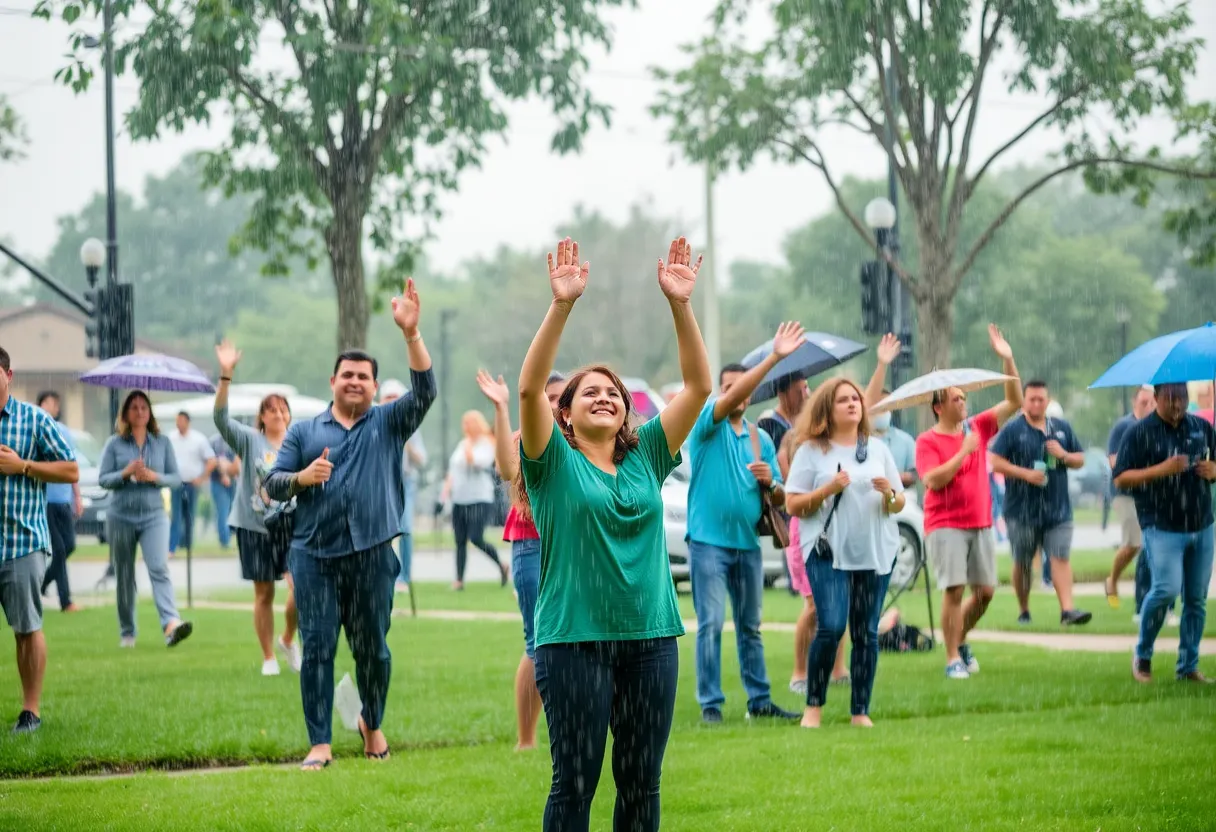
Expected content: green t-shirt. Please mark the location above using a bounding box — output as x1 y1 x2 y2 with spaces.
521 416 686 647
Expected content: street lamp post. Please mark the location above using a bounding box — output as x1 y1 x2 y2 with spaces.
864 196 901 427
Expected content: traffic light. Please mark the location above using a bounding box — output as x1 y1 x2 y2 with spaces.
860 260 890 336
96 283 134 359
83 287 101 359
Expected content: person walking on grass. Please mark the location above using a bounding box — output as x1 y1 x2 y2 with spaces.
1113 383 1216 685
167 411 215 559
35 391 81 613
378 379 427 595
210 431 239 551
0 347 78 734
266 278 435 771
916 324 1022 680
213 340 301 677
476 367 568 752
441 410 507 590
98 391 194 650
786 377 905 729
517 237 711 831
989 380 1092 627
685 322 808 725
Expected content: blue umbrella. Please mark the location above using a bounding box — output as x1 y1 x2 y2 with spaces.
741 332 868 403
80 353 216 394
1090 322 1216 388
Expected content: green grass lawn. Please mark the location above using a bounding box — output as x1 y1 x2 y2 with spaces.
0 603 1212 830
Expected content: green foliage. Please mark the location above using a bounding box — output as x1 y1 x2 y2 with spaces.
652 0 1213 370
0 94 27 162
35 0 630 349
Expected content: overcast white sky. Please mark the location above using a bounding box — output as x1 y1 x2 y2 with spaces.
1 1 1213 283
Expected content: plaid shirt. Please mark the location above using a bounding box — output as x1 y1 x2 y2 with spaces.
0 396 77 562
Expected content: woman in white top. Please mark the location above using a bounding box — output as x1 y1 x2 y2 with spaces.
785 377 906 729
442 410 506 589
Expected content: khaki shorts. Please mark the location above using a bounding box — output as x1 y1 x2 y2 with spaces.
1112 496 1142 549
928 528 997 590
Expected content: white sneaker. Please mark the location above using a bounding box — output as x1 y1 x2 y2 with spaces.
276 636 302 673
945 660 971 680
119 636 136 649
262 658 281 676
789 679 808 695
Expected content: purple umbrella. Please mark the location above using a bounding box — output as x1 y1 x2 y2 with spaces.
80 353 216 394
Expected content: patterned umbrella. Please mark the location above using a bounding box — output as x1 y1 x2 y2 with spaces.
870 368 1015 414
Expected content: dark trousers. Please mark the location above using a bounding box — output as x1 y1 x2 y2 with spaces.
534 638 679 832
42 502 76 609
805 556 892 716
452 502 499 581
290 543 398 746
169 483 198 553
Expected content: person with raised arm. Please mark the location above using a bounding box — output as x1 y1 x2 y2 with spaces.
517 237 712 831
477 367 567 752
213 340 301 677
264 278 436 771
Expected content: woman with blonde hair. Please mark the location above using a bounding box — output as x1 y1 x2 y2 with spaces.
98 390 194 649
785 377 904 728
442 409 506 589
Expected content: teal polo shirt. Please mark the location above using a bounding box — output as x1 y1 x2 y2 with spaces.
686 396 781 551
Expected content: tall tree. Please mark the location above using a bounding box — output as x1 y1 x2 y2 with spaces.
37 0 628 350
652 0 1216 372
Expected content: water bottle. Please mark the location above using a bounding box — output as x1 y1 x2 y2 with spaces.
1044 420 1057 471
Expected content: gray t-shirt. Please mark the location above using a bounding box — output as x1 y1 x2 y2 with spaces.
448 436 496 505
213 404 289 534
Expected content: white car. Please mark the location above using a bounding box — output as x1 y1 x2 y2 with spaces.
664 452 926 593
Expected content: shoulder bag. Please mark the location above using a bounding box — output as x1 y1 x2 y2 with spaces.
748 422 791 549
811 464 845 561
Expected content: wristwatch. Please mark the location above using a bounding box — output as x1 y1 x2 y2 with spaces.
886 490 897 507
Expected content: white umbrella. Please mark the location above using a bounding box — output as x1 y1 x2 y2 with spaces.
870 368 1015 415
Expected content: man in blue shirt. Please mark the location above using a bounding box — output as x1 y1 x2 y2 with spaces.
686 322 806 724
35 392 80 613
1114 383 1216 684
266 279 436 769
990 380 1092 626
0 347 79 735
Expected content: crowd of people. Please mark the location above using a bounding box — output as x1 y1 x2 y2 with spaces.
1 233 1213 830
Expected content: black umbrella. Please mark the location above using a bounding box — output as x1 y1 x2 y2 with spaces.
740 332 868 403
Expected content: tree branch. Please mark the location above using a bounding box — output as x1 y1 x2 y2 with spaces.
865 16 913 172
952 157 1216 291
226 68 331 192
275 1 341 170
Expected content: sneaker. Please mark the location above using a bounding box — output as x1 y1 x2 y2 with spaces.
1177 671 1214 684
1017 611 1032 626
1061 609 1092 626
945 660 970 680
261 658 281 676
1132 655 1152 683
11 710 40 735
165 621 193 648
1166 613 1181 627
959 643 979 674
701 707 723 724
1040 580 1053 592
788 679 808 696
119 636 136 648
276 636 302 673
746 702 800 721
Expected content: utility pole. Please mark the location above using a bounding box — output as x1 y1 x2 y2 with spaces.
438 309 455 483
102 0 121 429
703 106 721 382
882 62 908 430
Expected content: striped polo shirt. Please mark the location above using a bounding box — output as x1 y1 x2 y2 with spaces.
0 396 77 562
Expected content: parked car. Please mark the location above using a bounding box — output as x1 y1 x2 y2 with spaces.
68 428 110 543
663 448 926 591
1068 448 1111 507
620 377 667 423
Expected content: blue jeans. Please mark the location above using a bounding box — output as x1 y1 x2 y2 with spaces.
805 555 892 716
1136 525 1214 675
168 483 198 553
397 477 417 582
210 481 235 549
534 638 678 832
290 543 399 746
512 538 541 658
688 540 771 711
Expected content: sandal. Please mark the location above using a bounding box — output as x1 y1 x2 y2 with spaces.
1104 576 1120 609
358 723 391 761
300 758 330 771
165 621 194 648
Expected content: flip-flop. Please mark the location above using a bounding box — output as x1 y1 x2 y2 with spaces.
358 724 391 761
1105 577 1121 609
300 758 330 771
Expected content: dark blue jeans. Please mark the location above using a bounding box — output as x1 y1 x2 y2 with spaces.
290 543 399 746
210 480 235 549
168 483 198 553
805 555 892 716
534 638 679 832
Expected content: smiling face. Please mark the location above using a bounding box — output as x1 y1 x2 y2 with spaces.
258 395 291 434
331 359 378 411
564 370 628 441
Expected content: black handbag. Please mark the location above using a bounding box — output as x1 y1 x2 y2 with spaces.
811 464 844 561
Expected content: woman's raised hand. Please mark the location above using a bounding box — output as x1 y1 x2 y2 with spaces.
657 237 702 303
215 340 241 376
547 238 589 304
476 369 510 407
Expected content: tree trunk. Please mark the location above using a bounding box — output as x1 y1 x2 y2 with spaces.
325 209 369 353
914 287 955 376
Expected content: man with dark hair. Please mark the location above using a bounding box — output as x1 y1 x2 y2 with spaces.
266 279 436 769
686 322 806 724
1114 382 1215 684
34 392 80 612
990 380 1091 626
0 346 79 734
757 373 808 454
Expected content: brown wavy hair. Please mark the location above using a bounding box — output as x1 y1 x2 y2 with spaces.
512 364 641 522
256 394 292 432
790 377 871 452
115 390 160 438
